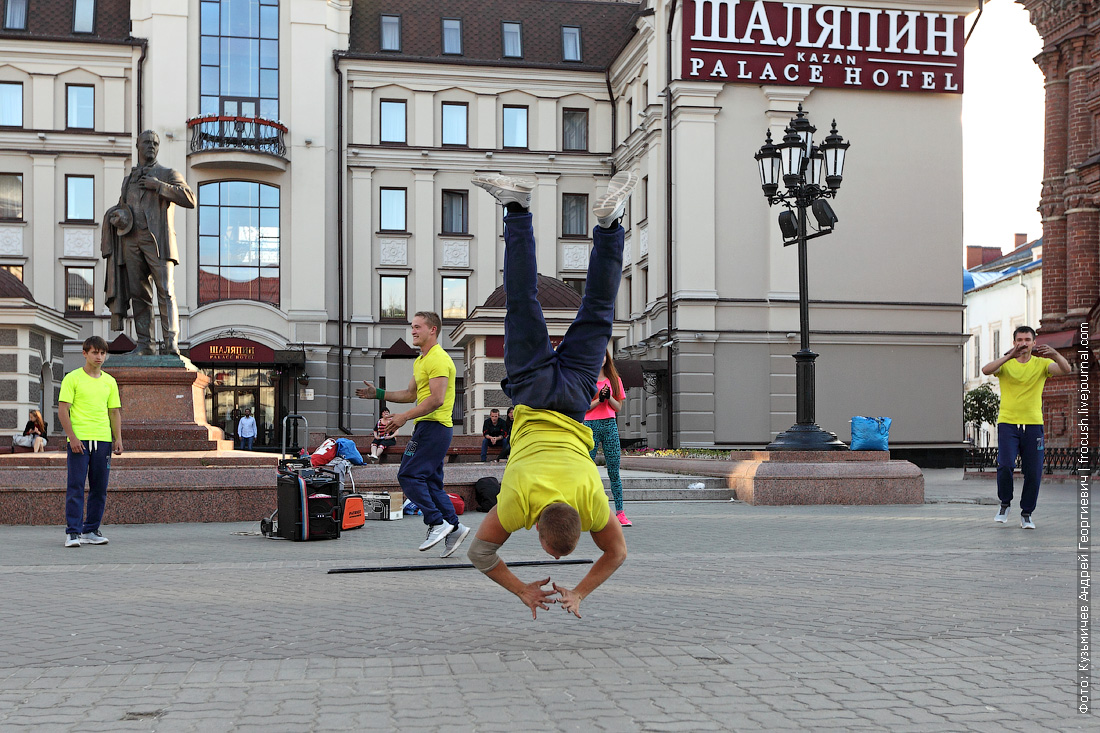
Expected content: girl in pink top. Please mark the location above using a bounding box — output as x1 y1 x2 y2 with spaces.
584 350 630 526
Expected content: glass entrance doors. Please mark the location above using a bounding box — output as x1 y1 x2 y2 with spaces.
201 366 279 449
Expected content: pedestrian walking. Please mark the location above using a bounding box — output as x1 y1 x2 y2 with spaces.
466 171 633 619
586 350 629 526
58 336 123 547
982 325 1071 528
237 408 257 451
357 312 471 557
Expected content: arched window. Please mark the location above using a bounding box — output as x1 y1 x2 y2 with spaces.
198 181 280 305
199 0 279 120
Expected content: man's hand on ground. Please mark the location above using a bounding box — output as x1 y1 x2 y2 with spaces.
552 583 584 619
518 577 558 619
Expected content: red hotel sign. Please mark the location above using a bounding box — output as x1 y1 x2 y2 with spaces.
189 337 275 363
683 1 965 93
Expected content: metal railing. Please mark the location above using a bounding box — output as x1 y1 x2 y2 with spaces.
187 115 287 157
965 445 1097 475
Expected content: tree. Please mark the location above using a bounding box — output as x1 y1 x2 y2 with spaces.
963 384 1000 441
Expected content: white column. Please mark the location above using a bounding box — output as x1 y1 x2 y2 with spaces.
30 154 56 308
349 167 374 321
534 173 559 275
412 170 436 313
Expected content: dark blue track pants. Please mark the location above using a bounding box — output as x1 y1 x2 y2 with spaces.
397 420 458 527
65 440 112 535
996 423 1044 514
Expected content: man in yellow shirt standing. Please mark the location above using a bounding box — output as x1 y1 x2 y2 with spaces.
357 311 470 557
465 171 634 619
58 336 123 547
982 326 1071 529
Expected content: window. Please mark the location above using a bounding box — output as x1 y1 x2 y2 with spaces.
197 181 281 306
972 334 981 378
73 0 95 33
442 190 468 234
443 18 462 54
621 274 631 318
640 176 648 221
627 99 633 132
66 176 94 221
442 277 467 320
4 0 26 30
0 264 22 281
442 102 467 146
380 275 406 320
503 105 527 148
380 188 406 231
0 173 21 219
562 194 587 237
641 265 648 305
502 22 522 58
563 278 585 299
67 85 94 129
562 26 581 61
380 100 406 143
199 0 280 120
66 267 95 313
992 330 1000 362
563 108 587 151
380 14 400 51
0 82 22 127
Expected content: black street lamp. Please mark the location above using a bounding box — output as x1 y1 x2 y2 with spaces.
755 104 850 451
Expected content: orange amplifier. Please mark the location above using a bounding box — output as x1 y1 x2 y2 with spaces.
341 494 365 530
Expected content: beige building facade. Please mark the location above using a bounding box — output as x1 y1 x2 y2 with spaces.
2 0 974 459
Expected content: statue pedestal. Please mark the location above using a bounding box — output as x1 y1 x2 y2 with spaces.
105 355 229 451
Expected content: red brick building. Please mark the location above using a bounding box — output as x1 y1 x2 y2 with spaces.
1022 0 1099 446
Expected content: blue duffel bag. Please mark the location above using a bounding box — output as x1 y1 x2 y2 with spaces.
850 416 891 451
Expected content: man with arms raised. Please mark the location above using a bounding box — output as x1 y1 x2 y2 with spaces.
358 312 470 557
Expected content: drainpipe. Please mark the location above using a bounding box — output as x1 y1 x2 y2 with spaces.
664 1 678 449
605 68 617 152
131 38 148 132
334 51 351 434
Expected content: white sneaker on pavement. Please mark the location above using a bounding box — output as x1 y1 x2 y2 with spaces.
994 506 1009 524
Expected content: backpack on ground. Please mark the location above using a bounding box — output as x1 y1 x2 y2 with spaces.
475 476 501 512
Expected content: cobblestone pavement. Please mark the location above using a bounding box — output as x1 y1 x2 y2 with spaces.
0 471 1088 732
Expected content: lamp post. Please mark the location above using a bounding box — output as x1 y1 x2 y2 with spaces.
755 104 850 450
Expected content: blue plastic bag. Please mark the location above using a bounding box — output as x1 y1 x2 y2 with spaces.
850 416 891 451
334 438 365 465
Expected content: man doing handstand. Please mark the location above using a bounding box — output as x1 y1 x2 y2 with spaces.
467 171 635 619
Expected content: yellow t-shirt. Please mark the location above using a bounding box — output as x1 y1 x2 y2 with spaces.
413 343 456 427
58 368 121 441
497 406 611 534
995 356 1053 425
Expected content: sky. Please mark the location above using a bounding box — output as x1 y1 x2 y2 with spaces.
962 0 1045 254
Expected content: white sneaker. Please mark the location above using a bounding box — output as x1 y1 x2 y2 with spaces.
65 533 82 548
81 530 108 545
440 523 471 558
994 506 1009 524
472 175 534 209
419 521 456 551
593 171 638 228
1021 514 1036 530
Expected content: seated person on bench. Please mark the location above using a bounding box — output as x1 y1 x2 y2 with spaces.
467 172 635 619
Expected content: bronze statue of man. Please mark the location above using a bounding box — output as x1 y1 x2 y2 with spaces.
103 130 195 355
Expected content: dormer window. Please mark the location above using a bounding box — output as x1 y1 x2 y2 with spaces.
562 26 581 62
73 0 95 33
443 18 462 55
502 22 522 58
381 14 400 51
4 0 27 30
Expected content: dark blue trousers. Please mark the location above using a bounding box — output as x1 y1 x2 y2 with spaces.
996 423 1044 514
65 440 112 535
501 212 624 421
397 420 458 527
